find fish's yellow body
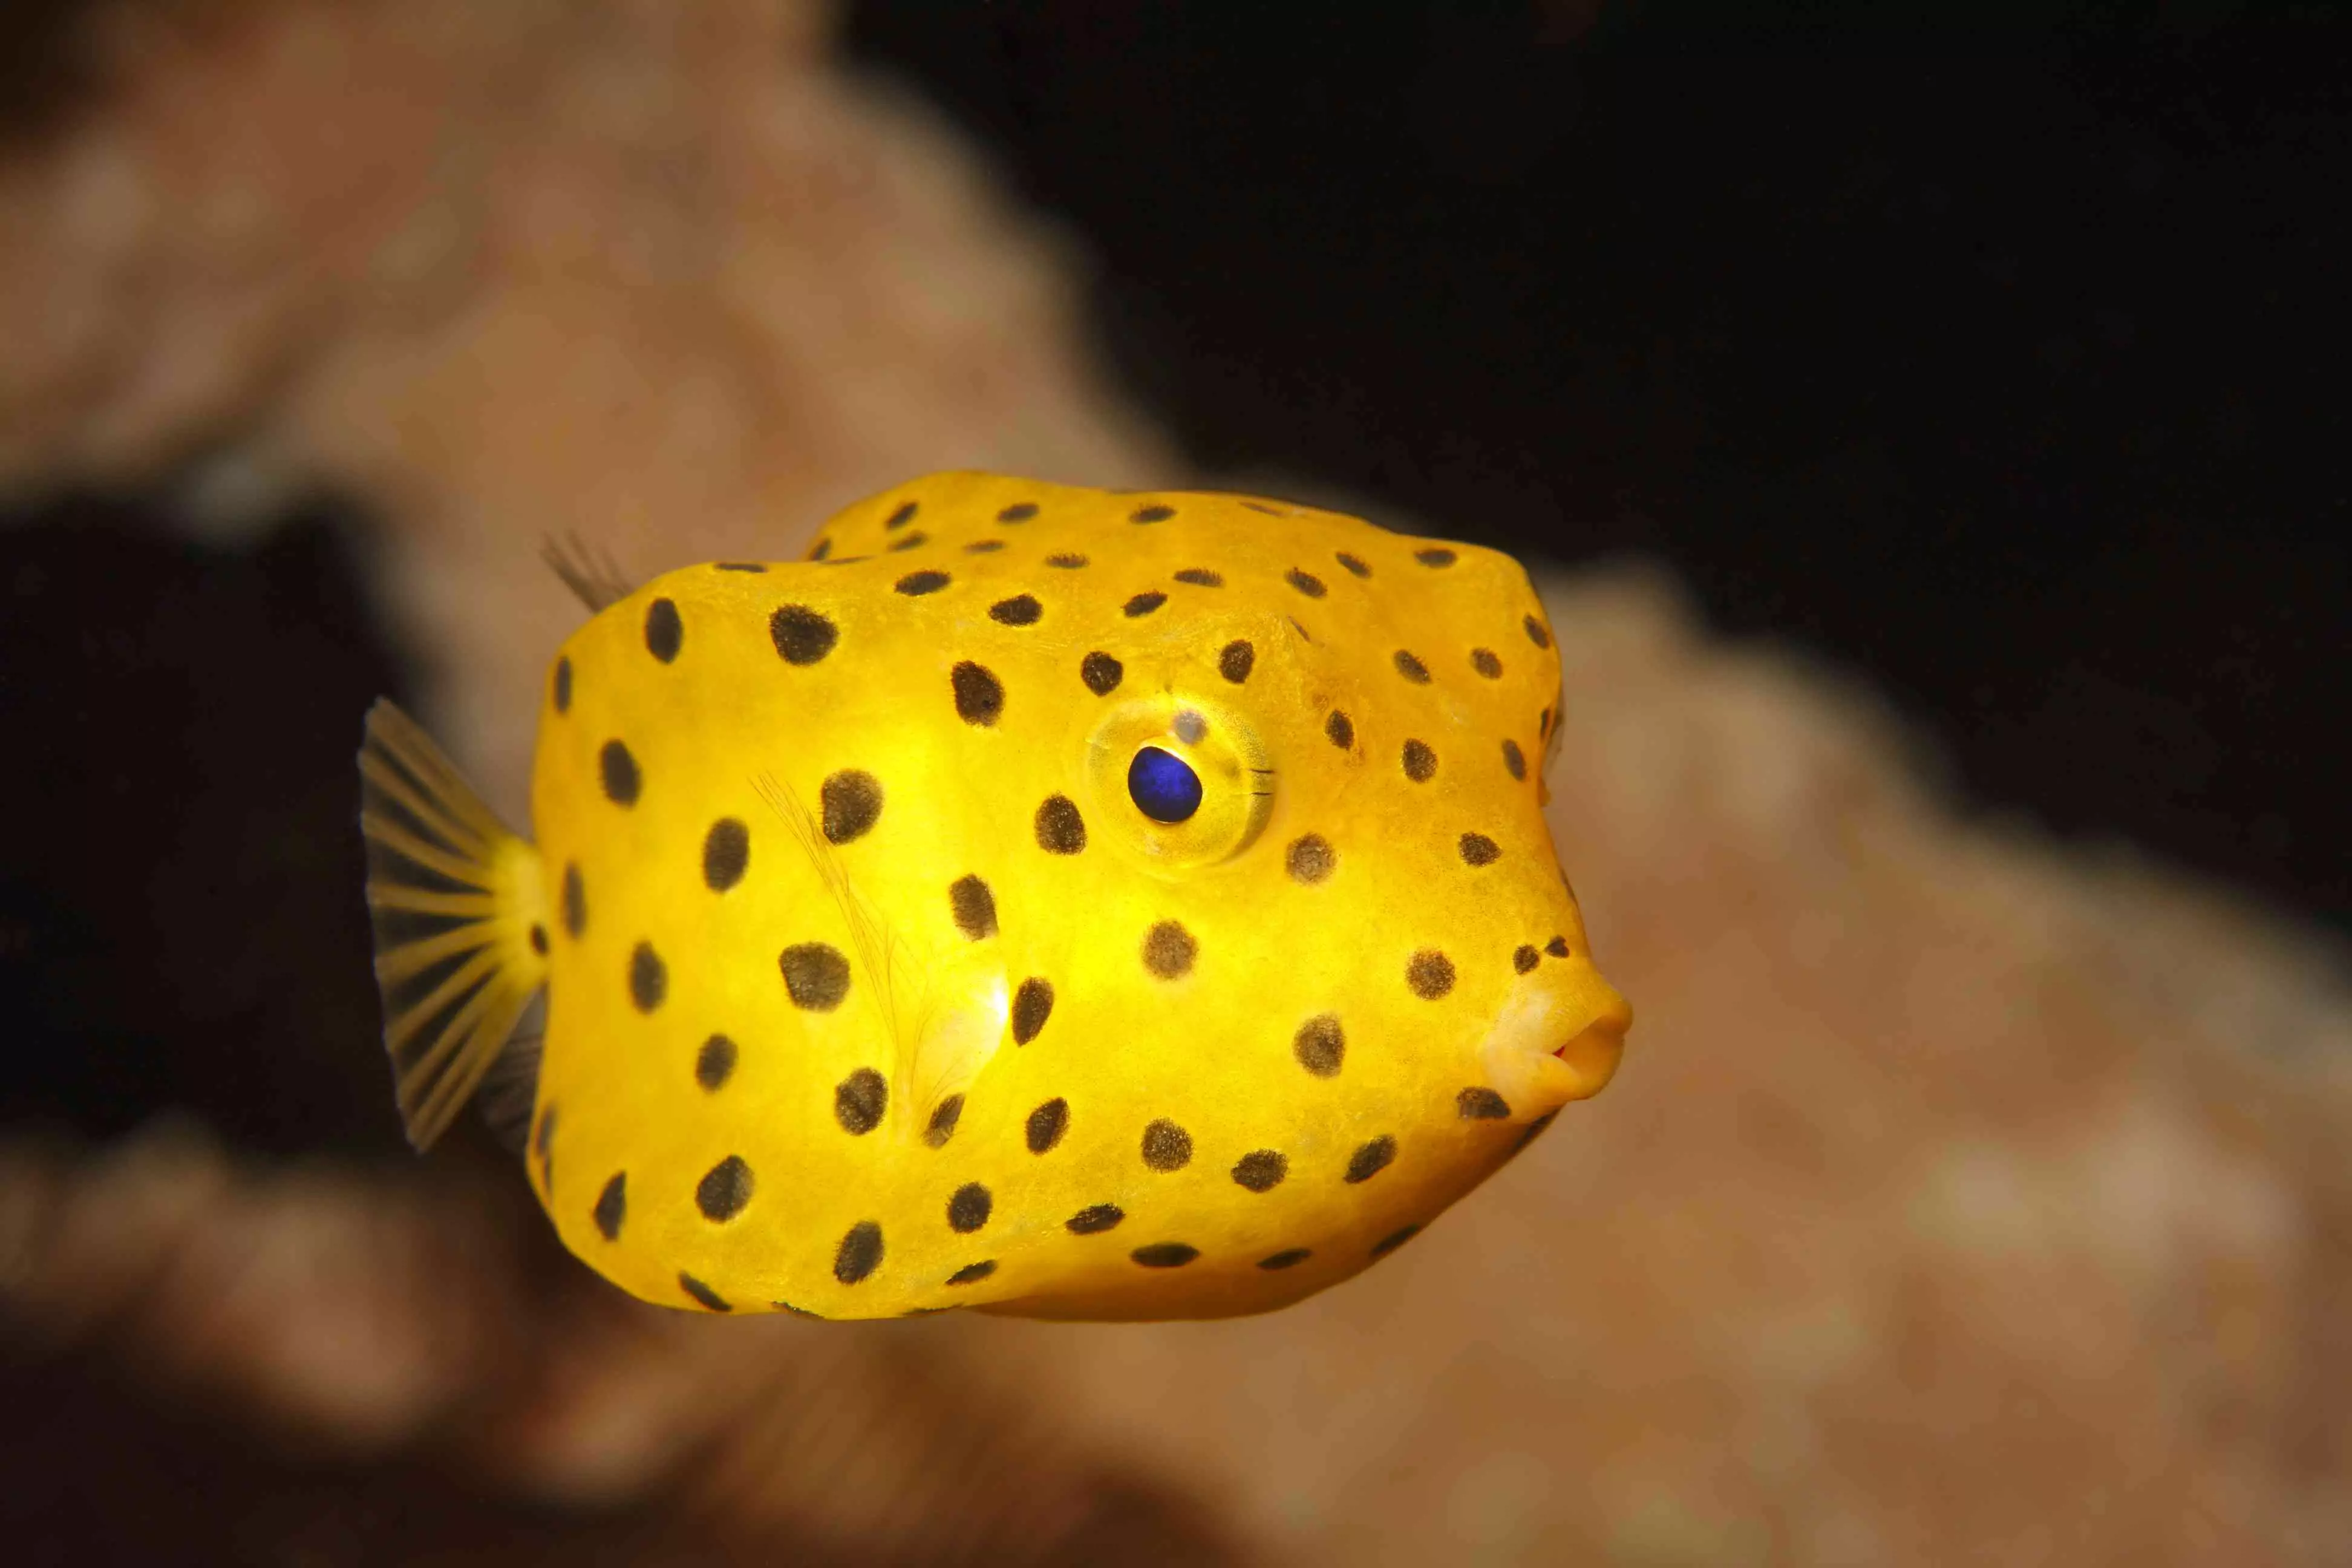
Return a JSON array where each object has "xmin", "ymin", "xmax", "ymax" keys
[{"xmin": 361, "ymin": 474, "xmax": 1628, "ymax": 1321}]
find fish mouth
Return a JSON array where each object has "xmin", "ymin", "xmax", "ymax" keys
[
  {"xmin": 1480, "ymin": 978, "xmax": 1633, "ymax": 1114},
  {"xmin": 1550, "ymin": 988, "xmax": 1632, "ymax": 1102}
]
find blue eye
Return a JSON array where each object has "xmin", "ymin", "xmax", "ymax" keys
[{"xmin": 1128, "ymin": 746, "xmax": 1203, "ymax": 823}]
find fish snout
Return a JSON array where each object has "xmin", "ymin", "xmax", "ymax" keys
[
  {"xmin": 1552, "ymin": 984, "xmax": 1631, "ymax": 1101},
  {"xmin": 1478, "ymin": 967, "xmax": 1633, "ymax": 1116}
]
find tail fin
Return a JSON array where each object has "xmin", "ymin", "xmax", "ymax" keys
[{"xmin": 358, "ymin": 699, "xmax": 549, "ymax": 1149}]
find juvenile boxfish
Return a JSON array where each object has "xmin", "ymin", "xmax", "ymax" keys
[{"xmin": 358, "ymin": 473, "xmax": 1632, "ymax": 1321}]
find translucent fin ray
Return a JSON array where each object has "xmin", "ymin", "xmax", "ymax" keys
[
  {"xmin": 359, "ymin": 811, "xmax": 498, "ymax": 887},
  {"xmin": 366, "ymin": 885, "xmax": 501, "ymax": 919},
  {"xmin": 358, "ymin": 748, "xmax": 492, "ymax": 855},
  {"xmin": 382, "ymin": 947, "xmax": 503, "ymax": 1053},
  {"xmin": 358, "ymin": 698, "xmax": 549, "ymax": 1150},
  {"xmin": 540, "ymin": 532, "xmax": 635, "ymax": 613}
]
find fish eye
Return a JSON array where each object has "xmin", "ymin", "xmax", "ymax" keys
[
  {"xmin": 1083, "ymin": 695, "xmax": 1275, "ymax": 873},
  {"xmin": 1128, "ymin": 746, "xmax": 1203, "ymax": 823}
]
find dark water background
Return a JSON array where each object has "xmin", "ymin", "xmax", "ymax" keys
[{"xmin": 1, "ymin": 2, "xmax": 2345, "ymax": 1157}]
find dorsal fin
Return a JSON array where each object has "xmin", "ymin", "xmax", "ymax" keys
[{"xmin": 539, "ymin": 532, "xmax": 635, "ymax": 613}]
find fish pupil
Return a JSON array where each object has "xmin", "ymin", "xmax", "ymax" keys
[{"xmin": 1127, "ymin": 746, "xmax": 1203, "ymax": 823}]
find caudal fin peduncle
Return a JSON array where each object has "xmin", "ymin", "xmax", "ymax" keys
[{"xmin": 358, "ymin": 699, "xmax": 549, "ymax": 1149}]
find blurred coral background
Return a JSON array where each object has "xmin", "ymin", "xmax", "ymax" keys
[{"xmin": 2, "ymin": 2, "xmax": 2347, "ymax": 1564}]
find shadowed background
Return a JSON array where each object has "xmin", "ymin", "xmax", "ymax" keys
[{"xmin": 1, "ymin": 2, "xmax": 2347, "ymax": 1564}]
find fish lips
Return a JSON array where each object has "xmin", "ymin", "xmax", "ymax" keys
[{"xmin": 1478, "ymin": 973, "xmax": 1633, "ymax": 1117}]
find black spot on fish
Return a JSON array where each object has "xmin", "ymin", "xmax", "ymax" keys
[
  {"xmin": 1457, "ymin": 1088, "xmax": 1512, "ymax": 1120},
  {"xmin": 1067, "ymin": 1204, "xmax": 1124, "ymax": 1234},
  {"xmin": 703, "ymin": 818, "xmax": 750, "ymax": 890},
  {"xmin": 990, "ymin": 594, "xmax": 1043, "ymax": 626},
  {"xmin": 679, "ymin": 1273, "xmax": 731, "ymax": 1312},
  {"xmin": 779, "ymin": 942, "xmax": 851, "ymax": 1011},
  {"xmin": 1293, "ymin": 1014, "xmax": 1345, "ymax": 1077},
  {"xmin": 1325, "ymin": 711, "xmax": 1354, "ymax": 750},
  {"xmin": 1393, "ymin": 650, "xmax": 1431, "ymax": 684},
  {"xmin": 770, "ymin": 605, "xmax": 838, "ymax": 665},
  {"xmin": 552, "ymin": 657, "xmax": 572, "ymax": 711},
  {"xmin": 821, "ymin": 770, "xmax": 884, "ymax": 843},
  {"xmin": 593, "ymin": 1172, "xmax": 626, "ymax": 1240},
  {"xmin": 886, "ymin": 500, "xmax": 920, "ymax": 530},
  {"xmin": 949, "ymin": 875, "xmax": 997, "ymax": 940},
  {"xmin": 1218, "ymin": 640, "xmax": 1255, "ymax": 683},
  {"xmin": 965, "ymin": 539, "xmax": 1005, "ymax": 554},
  {"xmin": 1035, "ymin": 795, "xmax": 1086, "ymax": 854},
  {"xmin": 697, "ymin": 1155, "xmax": 753, "ymax": 1221},
  {"xmin": 1141, "ymin": 1119, "xmax": 1193, "ymax": 1171},
  {"xmin": 835, "ymin": 1221, "xmax": 884, "ymax": 1284},
  {"xmin": 947, "ymin": 1183, "xmax": 992, "ymax": 1233},
  {"xmin": 529, "ymin": 923, "xmax": 548, "ymax": 955},
  {"xmin": 1131, "ymin": 1243, "xmax": 1198, "ymax": 1268},
  {"xmin": 1011, "ymin": 978, "xmax": 1054, "ymax": 1044},
  {"xmin": 810, "ymin": 539, "xmax": 833, "ymax": 561},
  {"xmin": 1524, "ymin": 613, "xmax": 1552, "ymax": 649},
  {"xmin": 1259, "ymin": 1248, "xmax": 1312, "ymax": 1270},
  {"xmin": 950, "ymin": 661, "xmax": 1005, "ymax": 725},
  {"xmin": 1286, "ymin": 835, "xmax": 1335, "ymax": 885},
  {"xmin": 947, "ymin": 1260, "xmax": 996, "ymax": 1285},
  {"xmin": 562, "ymin": 863, "xmax": 586, "ymax": 938},
  {"xmin": 1415, "ymin": 547, "xmax": 1457, "ymax": 567},
  {"xmin": 696, "ymin": 1034, "xmax": 736, "ymax": 1091},
  {"xmin": 1123, "ymin": 591, "xmax": 1167, "ymax": 617},
  {"xmin": 1406, "ymin": 950, "xmax": 1454, "ymax": 1001},
  {"xmin": 1345, "ymin": 1136, "xmax": 1397, "ymax": 1184},
  {"xmin": 629, "ymin": 941, "xmax": 666, "ymax": 1012},
  {"xmin": 1371, "ymin": 1226, "xmax": 1422, "ymax": 1256},
  {"xmin": 716, "ymin": 561, "xmax": 766, "ymax": 572},
  {"xmin": 1232, "ymin": 1150, "xmax": 1288, "ymax": 1192},
  {"xmin": 888, "ymin": 532, "xmax": 929, "ymax": 552},
  {"xmin": 1546, "ymin": 935, "xmax": 1570, "ymax": 958},
  {"xmin": 1335, "ymin": 552, "xmax": 1370, "ymax": 578},
  {"xmin": 1025, "ymin": 1098, "xmax": 1068, "ymax": 1154},
  {"xmin": 1285, "ymin": 568, "xmax": 1327, "ymax": 598},
  {"xmin": 1459, "ymin": 832, "xmax": 1501, "ymax": 867},
  {"xmin": 1471, "ymin": 648, "xmax": 1502, "ymax": 678},
  {"xmin": 1080, "ymin": 651, "xmax": 1123, "ymax": 695},
  {"xmin": 1131, "ymin": 504, "xmax": 1176, "ymax": 523},
  {"xmin": 926, "ymin": 1095, "xmax": 964, "ymax": 1148},
  {"xmin": 1142, "ymin": 921, "xmax": 1197, "ymax": 979},
  {"xmin": 1502, "ymin": 739, "xmax": 1527, "ymax": 780},
  {"xmin": 644, "ymin": 597, "xmax": 683, "ymax": 662},
  {"xmin": 1513, "ymin": 944, "xmax": 1541, "ymax": 975},
  {"xmin": 835, "ymin": 1068, "xmax": 887, "ymax": 1135},
  {"xmin": 1174, "ymin": 568, "xmax": 1223, "ymax": 588},
  {"xmin": 998, "ymin": 502, "xmax": 1039, "ymax": 523},
  {"xmin": 1046, "ymin": 552, "xmax": 1088, "ymax": 569},
  {"xmin": 897, "ymin": 569, "xmax": 950, "ymax": 595},
  {"xmin": 1402, "ymin": 740, "xmax": 1437, "ymax": 782},
  {"xmin": 601, "ymin": 740, "xmax": 641, "ymax": 805}
]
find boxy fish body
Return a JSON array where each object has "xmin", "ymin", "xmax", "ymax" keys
[{"xmin": 359, "ymin": 473, "xmax": 1629, "ymax": 1321}]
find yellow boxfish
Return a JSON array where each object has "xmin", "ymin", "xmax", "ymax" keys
[{"xmin": 358, "ymin": 474, "xmax": 1630, "ymax": 1321}]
